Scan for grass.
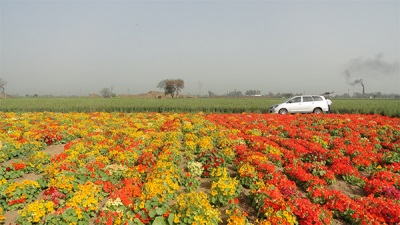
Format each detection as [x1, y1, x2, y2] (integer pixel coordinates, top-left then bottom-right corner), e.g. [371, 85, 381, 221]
[0, 97, 399, 117]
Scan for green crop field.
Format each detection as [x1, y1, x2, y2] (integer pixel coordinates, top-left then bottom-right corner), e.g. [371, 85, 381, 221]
[0, 97, 399, 117]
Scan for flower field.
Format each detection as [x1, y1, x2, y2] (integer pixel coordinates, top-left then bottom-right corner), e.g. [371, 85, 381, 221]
[0, 112, 399, 225]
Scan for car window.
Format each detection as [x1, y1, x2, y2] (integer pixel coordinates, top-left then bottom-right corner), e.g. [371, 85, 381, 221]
[292, 97, 301, 103]
[303, 96, 313, 102]
[312, 96, 323, 101]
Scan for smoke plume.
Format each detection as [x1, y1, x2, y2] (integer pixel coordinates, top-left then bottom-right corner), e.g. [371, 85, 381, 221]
[350, 79, 363, 86]
[346, 54, 399, 74]
[345, 69, 365, 95]
[344, 54, 399, 84]
[344, 54, 399, 95]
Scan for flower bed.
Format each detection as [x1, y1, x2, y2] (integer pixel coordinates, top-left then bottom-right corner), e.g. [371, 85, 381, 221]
[0, 112, 399, 224]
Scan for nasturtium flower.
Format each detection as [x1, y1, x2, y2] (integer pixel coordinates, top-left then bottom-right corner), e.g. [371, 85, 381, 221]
[17, 200, 55, 223]
[173, 192, 220, 225]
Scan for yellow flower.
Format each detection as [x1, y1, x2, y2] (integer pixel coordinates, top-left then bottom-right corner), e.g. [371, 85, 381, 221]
[174, 214, 181, 223]
[48, 174, 74, 192]
[238, 163, 256, 177]
[95, 155, 110, 164]
[66, 181, 100, 213]
[199, 136, 213, 150]
[174, 192, 220, 225]
[0, 179, 7, 185]
[18, 200, 55, 223]
[265, 145, 282, 156]
[0, 207, 5, 222]
[4, 180, 40, 198]
[257, 220, 272, 225]
[227, 215, 247, 225]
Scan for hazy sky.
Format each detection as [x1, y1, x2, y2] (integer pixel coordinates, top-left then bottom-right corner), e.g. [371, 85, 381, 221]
[1, 0, 399, 96]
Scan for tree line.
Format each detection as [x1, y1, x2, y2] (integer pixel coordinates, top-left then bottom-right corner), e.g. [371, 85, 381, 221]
[2, 77, 399, 99]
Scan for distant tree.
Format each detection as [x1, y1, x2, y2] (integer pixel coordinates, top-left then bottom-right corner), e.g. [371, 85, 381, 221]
[281, 93, 293, 98]
[157, 79, 185, 98]
[175, 79, 184, 97]
[156, 80, 166, 90]
[227, 90, 243, 97]
[245, 90, 261, 96]
[100, 88, 113, 98]
[0, 78, 7, 98]
[164, 80, 176, 98]
[268, 92, 275, 97]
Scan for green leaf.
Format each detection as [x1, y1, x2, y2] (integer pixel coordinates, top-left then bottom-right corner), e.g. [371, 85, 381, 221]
[145, 201, 151, 209]
[156, 206, 166, 215]
[151, 197, 159, 206]
[69, 215, 78, 222]
[134, 218, 145, 225]
[168, 213, 174, 225]
[152, 216, 166, 225]
[149, 209, 156, 218]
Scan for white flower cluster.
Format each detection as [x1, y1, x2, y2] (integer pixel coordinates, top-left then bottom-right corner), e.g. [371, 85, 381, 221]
[105, 164, 128, 175]
[187, 161, 203, 177]
[102, 197, 124, 212]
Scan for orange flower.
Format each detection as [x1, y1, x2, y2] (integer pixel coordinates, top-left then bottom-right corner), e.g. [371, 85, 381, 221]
[12, 162, 26, 170]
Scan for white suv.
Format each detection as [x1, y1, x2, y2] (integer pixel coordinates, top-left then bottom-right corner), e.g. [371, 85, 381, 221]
[268, 95, 329, 114]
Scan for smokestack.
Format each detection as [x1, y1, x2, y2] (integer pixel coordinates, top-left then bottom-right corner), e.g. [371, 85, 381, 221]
[362, 82, 365, 97]
[350, 79, 364, 97]
[343, 54, 399, 96]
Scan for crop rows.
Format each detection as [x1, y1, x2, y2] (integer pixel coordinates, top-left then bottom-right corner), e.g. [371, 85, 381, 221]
[0, 98, 399, 117]
[0, 112, 399, 224]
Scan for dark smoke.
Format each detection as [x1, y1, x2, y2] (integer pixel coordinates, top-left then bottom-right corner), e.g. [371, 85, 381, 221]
[350, 79, 363, 86]
[345, 70, 363, 85]
[344, 54, 399, 87]
[346, 54, 399, 74]
[345, 71, 365, 96]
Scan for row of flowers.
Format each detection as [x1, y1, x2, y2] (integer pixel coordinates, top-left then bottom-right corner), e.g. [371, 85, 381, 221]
[1, 112, 246, 224]
[206, 113, 400, 224]
[0, 112, 399, 224]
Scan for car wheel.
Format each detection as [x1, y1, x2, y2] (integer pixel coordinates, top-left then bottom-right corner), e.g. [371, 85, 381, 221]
[279, 109, 288, 115]
[313, 108, 322, 114]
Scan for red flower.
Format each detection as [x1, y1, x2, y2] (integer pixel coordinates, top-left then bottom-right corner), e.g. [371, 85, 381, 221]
[12, 162, 26, 170]
[8, 198, 26, 205]
[163, 211, 170, 218]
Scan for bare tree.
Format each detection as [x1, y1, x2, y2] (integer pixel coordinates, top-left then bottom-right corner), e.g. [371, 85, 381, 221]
[0, 78, 7, 98]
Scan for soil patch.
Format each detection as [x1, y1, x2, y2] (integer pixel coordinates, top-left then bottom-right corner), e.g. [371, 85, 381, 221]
[4, 211, 19, 225]
[328, 179, 366, 199]
[43, 144, 65, 156]
[13, 173, 42, 183]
